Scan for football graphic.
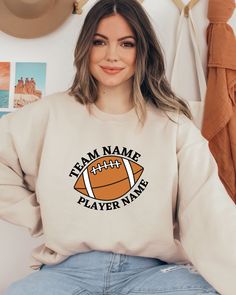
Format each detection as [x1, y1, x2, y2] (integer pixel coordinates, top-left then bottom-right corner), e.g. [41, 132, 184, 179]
[74, 156, 144, 201]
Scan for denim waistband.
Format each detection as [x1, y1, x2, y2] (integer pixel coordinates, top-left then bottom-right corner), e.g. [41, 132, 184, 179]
[42, 250, 167, 272]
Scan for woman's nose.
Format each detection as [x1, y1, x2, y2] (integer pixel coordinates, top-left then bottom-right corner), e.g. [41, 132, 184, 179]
[105, 44, 119, 62]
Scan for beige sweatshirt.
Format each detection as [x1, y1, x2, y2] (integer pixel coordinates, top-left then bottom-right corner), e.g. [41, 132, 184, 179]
[0, 92, 236, 295]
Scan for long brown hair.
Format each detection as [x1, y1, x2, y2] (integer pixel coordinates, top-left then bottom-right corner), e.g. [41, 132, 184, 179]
[68, 0, 192, 123]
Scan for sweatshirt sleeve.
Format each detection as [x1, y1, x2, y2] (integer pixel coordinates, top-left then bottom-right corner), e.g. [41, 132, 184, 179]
[176, 116, 236, 295]
[0, 99, 50, 237]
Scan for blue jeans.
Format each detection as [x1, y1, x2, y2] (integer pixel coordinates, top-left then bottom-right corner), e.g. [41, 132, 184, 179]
[4, 251, 218, 295]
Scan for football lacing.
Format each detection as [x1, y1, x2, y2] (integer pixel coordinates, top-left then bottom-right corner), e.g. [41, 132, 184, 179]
[90, 160, 121, 175]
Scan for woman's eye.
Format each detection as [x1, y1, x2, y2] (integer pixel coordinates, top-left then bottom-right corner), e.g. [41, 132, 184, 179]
[121, 42, 136, 48]
[92, 39, 135, 47]
[92, 39, 105, 46]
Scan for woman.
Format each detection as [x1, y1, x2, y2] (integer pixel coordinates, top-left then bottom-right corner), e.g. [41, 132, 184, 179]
[1, 0, 236, 294]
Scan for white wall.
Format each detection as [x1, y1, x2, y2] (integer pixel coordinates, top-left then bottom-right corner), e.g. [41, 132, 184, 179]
[0, 0, 235, 293]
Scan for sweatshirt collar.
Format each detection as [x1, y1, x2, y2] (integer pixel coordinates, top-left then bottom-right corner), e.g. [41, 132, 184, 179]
[89, 103, 137, 123]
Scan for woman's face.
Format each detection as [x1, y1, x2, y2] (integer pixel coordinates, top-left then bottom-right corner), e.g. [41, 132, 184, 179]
[89, 14, 137, 88]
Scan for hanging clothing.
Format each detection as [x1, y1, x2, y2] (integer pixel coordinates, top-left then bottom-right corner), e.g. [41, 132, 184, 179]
[202, 0, 236, 202]
[171, 0, 207, 129]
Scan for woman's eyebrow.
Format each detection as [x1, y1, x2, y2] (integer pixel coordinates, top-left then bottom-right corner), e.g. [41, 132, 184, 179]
[94, 33, 136, 41]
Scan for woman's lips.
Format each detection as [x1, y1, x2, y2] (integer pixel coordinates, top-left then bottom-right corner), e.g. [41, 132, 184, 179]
[100, 66, 124, 74]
